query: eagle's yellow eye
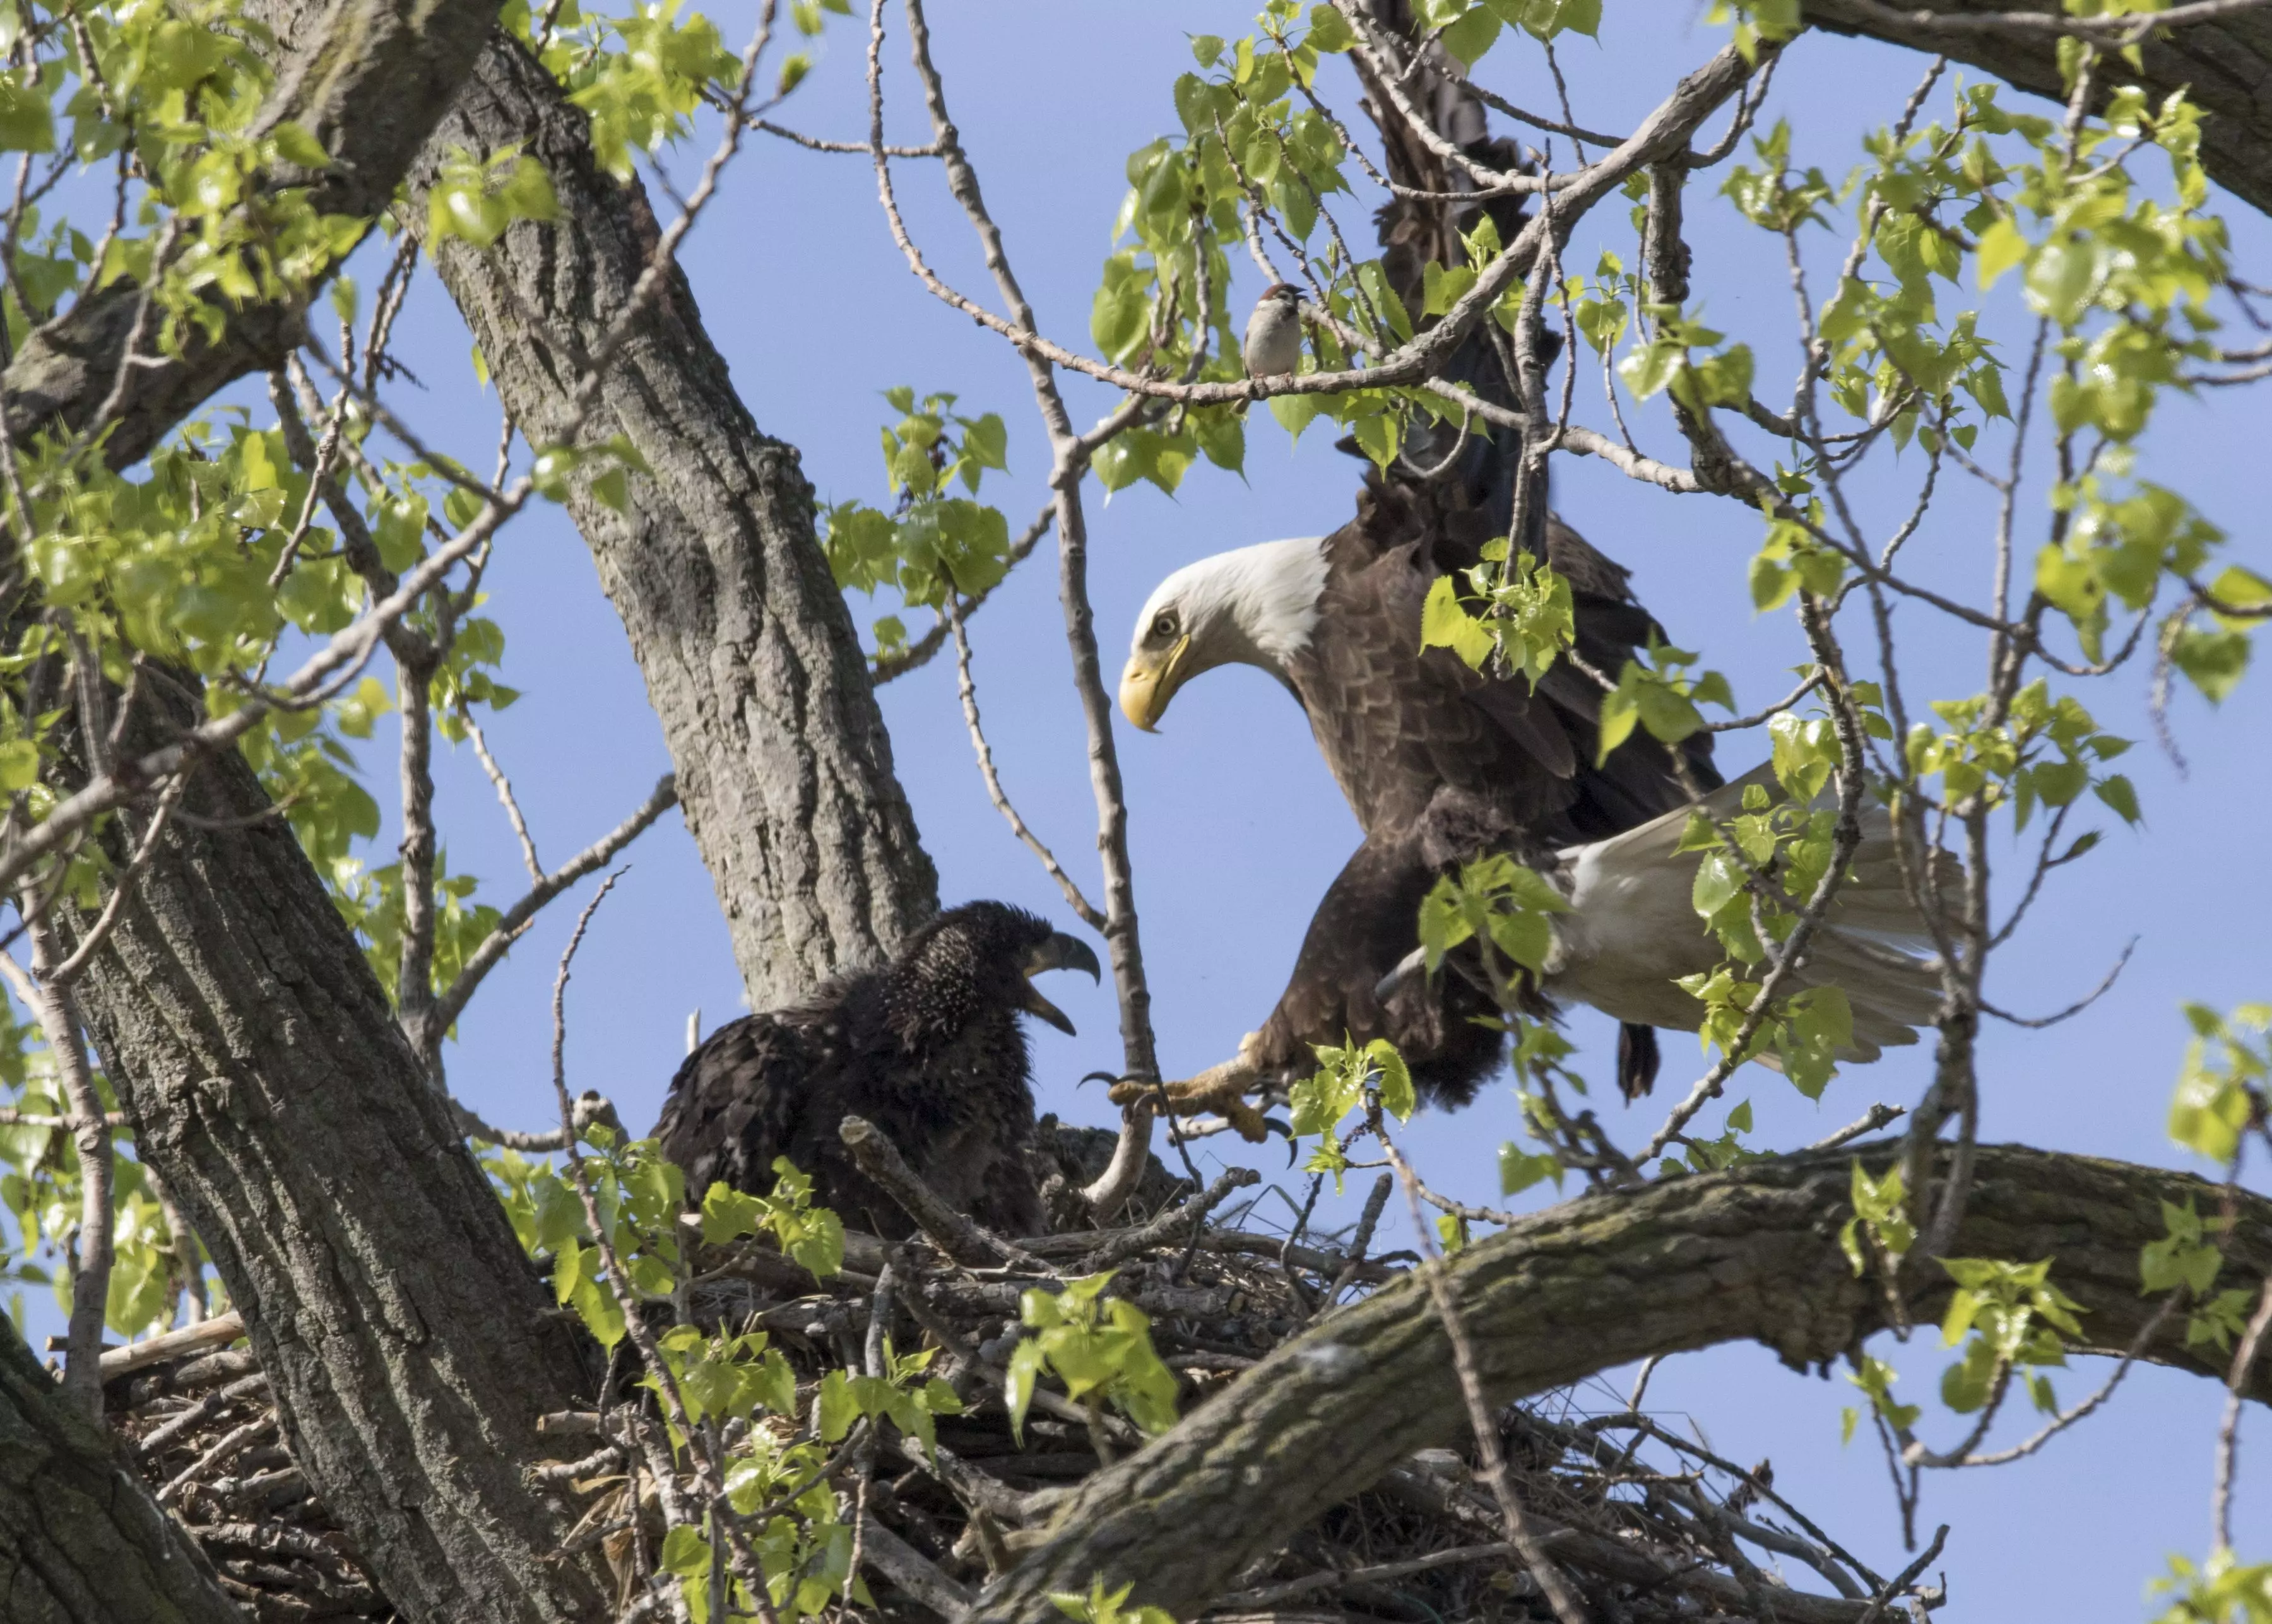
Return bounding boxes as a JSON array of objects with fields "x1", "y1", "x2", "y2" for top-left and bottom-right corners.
[{"x1": 1151, "y1": 613, "x2": 1177, "y2": 642}]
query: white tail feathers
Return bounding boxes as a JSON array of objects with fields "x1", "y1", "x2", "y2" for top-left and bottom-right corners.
[{"x1": 1543, "y1": 765, "x2": 1959, "y2": 1064}]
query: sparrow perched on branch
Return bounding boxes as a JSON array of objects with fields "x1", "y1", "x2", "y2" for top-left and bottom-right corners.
[{"x1": 1242, "y1": 283, "x2": 1304, "y2": 379}]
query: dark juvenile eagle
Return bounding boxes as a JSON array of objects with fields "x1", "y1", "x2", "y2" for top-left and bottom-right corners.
[
  {"x1": 652, "y1": 902, "x2": 1099, "y2": 1238},
  {"x1": 1120, "y1": 475, "x2": 1718, "y2": 1110}
]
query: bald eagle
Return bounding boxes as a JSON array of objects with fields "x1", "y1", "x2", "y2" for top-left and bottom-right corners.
[
  {"x1": 1120, "y1": 480, "x2": 1956, "y2": 1118},
  {"x1": 1121, "y1": 474, "x2": 1718, "y2": 1108},
  {"x1": 652, "y1": 902, "x2": 1100, "y2": 1239}
]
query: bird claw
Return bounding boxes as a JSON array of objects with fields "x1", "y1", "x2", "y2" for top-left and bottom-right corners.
[{"x1": 1107, "y1": 1055, "x2": 1269, "y2": 1143}]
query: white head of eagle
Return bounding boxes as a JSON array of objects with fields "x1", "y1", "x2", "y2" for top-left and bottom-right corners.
[{"x1": 1119, "y1": 537, "x2": 1328, "y2": 730}]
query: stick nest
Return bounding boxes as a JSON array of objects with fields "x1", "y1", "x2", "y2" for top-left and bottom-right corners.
[{"x1": 100, "y1": 1121, "x2": 1923, "y2": 1623}]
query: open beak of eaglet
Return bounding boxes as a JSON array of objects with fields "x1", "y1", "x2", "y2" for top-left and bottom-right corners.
[
  {"x1": 1020, "y1": 932, "x2": 1102, "y2": 1036},
  {"x1": 1118, "y1": 632, "x2": 1192, "y2": 733}
]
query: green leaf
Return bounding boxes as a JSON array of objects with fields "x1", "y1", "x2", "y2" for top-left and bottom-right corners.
[
  {"x1": 701, "y1": 1183, "x2": 764, "y2": 1245},
  {"x1": 0, "y1": 739, "x2": 40, "y2": 791},
  {"x1": 1269, "y1": 390, "x2": 1323, "y2": 441},
  {"x1": 269, "y1": 121, "x2": 331, "y2": 169},
  {"x1": 1976, "y1": 216, "x2": 2027, "y2": 290},
  {"x1": 1691, "y1": 849, "x2": 1742, "y2": 921},
  {"x1": 1306, "y1": 4, "x2": 1354, "y2": 50},
  {"x1": 2093, "y1": 774, "x2": 2141, "y2": 825},
  {"x1": 1369, "y1": 1039, "x2": 1415, "y2": 1122},
  {"x1": 1439, "y1": 6, "x2": 1501, "y2": 65},
  {"x1": 1419, "y1": 576, "x2": 1494, "y2": 669},
  {"x1": 0, "y1": 79, "x2": 53, "y2": 154},
  {"x1": 659, "y1": 1525, "x2": 711, "y2": 1579}
]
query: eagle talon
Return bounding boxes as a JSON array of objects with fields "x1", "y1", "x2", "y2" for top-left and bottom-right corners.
[{"x1": 1106, "y1": 1056, "x2": 1269, "y2": 1142}]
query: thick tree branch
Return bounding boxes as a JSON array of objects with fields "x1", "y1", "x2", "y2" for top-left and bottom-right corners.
[
  {"x1": 2, "y1": 0, "x2": 506, "y2": 474},
  {"x1": 401, "y1": 29, "x2": 938, "y2": 1008},
  {"x1": 972, "y1": 1143, "x2": 2272, "y2": 1623},
  {"x1": 0, "y1": 1315, "x2": 245, "y2": 1623},
  {"x1": 67, "y1": 680, "x2": 612, "y2": 1624},
  {"x1": 1804, "y1": 0, "x2": 2272, "y2": 217}
]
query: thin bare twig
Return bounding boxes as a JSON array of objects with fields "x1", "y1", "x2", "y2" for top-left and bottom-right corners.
[
  {"x1": 1388, "y1": 1141, "x2": 1590, "y2": 1624},
  {"x1": 422, "y1": 775, "x2": 679, "y2": 1062},
  {"x1": 945, "y1": 594, "x2": 1101, "y2": 929},
  {"x1": 2213, "y1": 1278, "x2": 2272, "y2": 1551}
]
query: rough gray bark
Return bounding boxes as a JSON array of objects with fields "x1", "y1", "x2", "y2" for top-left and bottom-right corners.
[
  {"x1": 0, "y1": 1314, "x2": 245, "y2": 1624},
  {"x1": 971, "y1": 1142, "x2": 2272, "y2": 1624},
  {"x1": 388, "y1": 30, "x2": 938, "y2": 1009},
  {"x1": 1804, "y1": 2, "x2": 2272, "y2": 218},
  {"x1": 0, "y1": 0, "x2": 506, "y2": 472},
  {"x1": 67, "y1": 694, "x2": 611, "y2": 1624}
]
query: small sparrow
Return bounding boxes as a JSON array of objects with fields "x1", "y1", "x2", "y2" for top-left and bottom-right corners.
[{"x1": 1241, "y1": 283, "x2": 1304, "y2": 379}]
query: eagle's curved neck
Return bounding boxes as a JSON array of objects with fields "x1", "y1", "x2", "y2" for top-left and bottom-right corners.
[{"x1": 1190, "y1": 536, "x2": 1329, "y2": 683}]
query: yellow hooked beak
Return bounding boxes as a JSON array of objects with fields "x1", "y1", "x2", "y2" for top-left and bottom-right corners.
[{"x1": 1118, "y1": 633, "x2": 1192, "y2": 733}]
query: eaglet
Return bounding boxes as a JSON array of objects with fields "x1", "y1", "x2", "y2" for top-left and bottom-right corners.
[{"x1": 652, "y1": 902, "x2": 1100, "y2": 1239}]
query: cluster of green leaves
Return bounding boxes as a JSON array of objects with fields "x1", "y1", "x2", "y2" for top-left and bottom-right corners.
[
  {"x1": 2, "y1": 394, "x2": 526, "y2": 988},
  {"x1": 1616, "y1": 305, "x2": 1758, "y2": 424},
  {"x1": 1409, "y1": 854, "x2": 1591, "y2": 1191},
  {"x1": 1288, "y1": 1035, "x2": 1413, "y2": 1190},
  {"x1": 1837, "y1": 1163, "x2": 2085, "y2": 1442},
  {"x1": 2153, "y1": 1549, "x2": 2272, "y2": 1624},
  {"x1": 2142, "y1": 1199, "x2": 2260, "y2": 1355},
  {"x1": 1100, "y1": 2, "x2": 1574, "y2": 485},
  {"x1": 1048, "y1": 1577, "x2": 1178, "y2": 1624},
  {"x1": 490, "y1": 1141, "x2": 922, "y2": 1620},
  {"x1": 1385, "y1": 0, "x2": 1599, "y2": 72},
  {"x1": 1007, "y1": 1269, "x2": 1180, "y2": 1441},
  {"x1": 1089, "y1": 9, "x2": 1312, "y2": 489},
  {"x1": 0, "y1": 1007, "x2": 213, "y2": 1339},
  {"x1": 1672, "y1": 1098, "x2": 1761, "y2": 1175},
  {"x1": 424, "y1": 144, "x2": 559, "y2": 252},
  {"x1": 1673, "y1": 766, "x2": 1854, "y2": 1097},
  {"x1": 62, "y1": 2, "x2": 367, "y2": 349},
  {"x1": 1905, "y1": 678, "x2": 2136, "y2": 828},
  {"x1": 1747, "y1": 502, "x2": 1850, "y2": 613},
  {"x1": 1934, "y1": 1256, "x2": 2082, "y2": 1417},
  {"x1": 1596, "y1": 639, "x2": 1734, "y2": 769},
  {"x1": 2168, "y1": 1001, "x2": 2268, "y2": 1168},
  {"x1": 822, "y1": 389, "x2": 1012, "y2": 662},
  {"x1": 1419, "y1": 540, "x2": 1575, "y2": 688},
  {"x1": 510, "y1": 0, "x2": 760, "y2": 181},
  {"x1": 651, "y1": 1326, "x2": 962, "y2": 1622},
  {"x1": 1417, "y1": 851, "x2": 1569, "y2": 984},
  {"x1": 1743, "y1": 62, "x2": 2258, "y2": 711},
  {"x1": 1260, "y1": 214, "x2": 1520, "y2": 471},
  {"x1": 1837, "y1": 1158, "x2": 1915, "y2": 1280}
]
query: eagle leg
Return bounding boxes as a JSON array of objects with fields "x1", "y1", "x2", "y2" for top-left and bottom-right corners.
[{"x1": 1107, "y1": 1047, "x2": 1269, "y2": 1143}]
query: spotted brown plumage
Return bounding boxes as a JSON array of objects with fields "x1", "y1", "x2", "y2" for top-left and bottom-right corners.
[{"x1": 651, "y1": 902, "x2": 1099, "y2": 1237}]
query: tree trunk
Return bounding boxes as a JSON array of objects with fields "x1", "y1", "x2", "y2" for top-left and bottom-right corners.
[
  {"x1": 0, "y1": 0, "x2": 506, "y2": 472},
  {"x1": 68, "y1": 697, "x2": 611, "y2": 1624},
  {"x1": 0, "y1": 1315, "x2": 245, "y2": 1624},
  {"x1": 1804, "y1": 2, "x2": 2272, "y2": 218},
  {"x1": 396, "y1": 30, "x2": 938, "y2": 1009},
  {"x1": 971, "y1": 1141, "x2": 2272, "y2": 1624}
]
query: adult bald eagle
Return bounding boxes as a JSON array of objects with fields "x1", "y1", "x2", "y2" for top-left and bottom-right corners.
[
  {"x1": 1120, "y1": 473, "x2": 1718, "y2": 1109},
  {"x1": 653, "y1": 902, "x2": 1100, "y2": 1239}
]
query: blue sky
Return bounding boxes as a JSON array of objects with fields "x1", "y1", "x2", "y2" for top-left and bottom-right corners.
[{"x1": 56, "y1": 3, "x2": 2272, "y2": 1613}]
